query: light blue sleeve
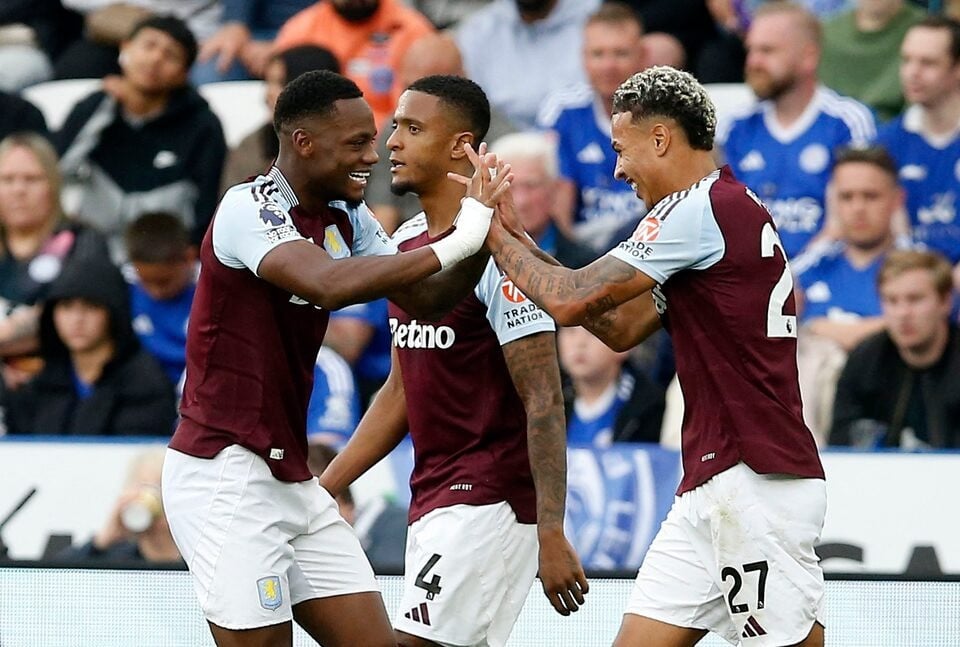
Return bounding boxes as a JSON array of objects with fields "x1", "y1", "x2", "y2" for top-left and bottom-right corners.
[
  {"x1": 212, "y1": 186, "x2": 304, "y2": 275},
  {"x1": 344, "y1": 202, "x2": 398, "y2": 257},
  {"x1": 474, "y1": 258, "x2": 555, "y2": 345},
  {"x1": 606, "y1": 190, "x2": 725, "y2": 283}
]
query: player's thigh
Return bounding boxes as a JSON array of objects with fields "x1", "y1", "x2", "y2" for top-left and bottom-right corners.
[
  {"x1": 395, "y1": 502, "x2": 538, "y2": 647},
  {"x1": 207, "y1": 619, "x2": 293, "y2": 647},
  {"x1": 709, "y1": 464, "x2": 827, "y2": 646},
  {"x1": 623, "y1": 502, "x2": 730, "y2": 641},
  {"x1": 612, "y1": 614, "x2": 707, "y2": 647},
  {"x1": 162, "y1": 446, "x2": 303, "y2": 630},
  {"x1": 285, "y1": 479, "x2": 386, "y2": 640},
  {"x1": 292, "y1": 591, "x2": 395, "y2": 647}
]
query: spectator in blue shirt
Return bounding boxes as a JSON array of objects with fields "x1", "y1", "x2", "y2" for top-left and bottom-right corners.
[
  {"x1": 878, "y1": 16, "x2": 960, "y2": 265},
  {"x1": 717, "y1": 1, "x2": 875, "y2": 259},
  {"x1": 558, "y1": 325, "x2": 664, "y2": 447},
  {"x1": 536, "y1": 2, "x2": 649, "y2": 250},
  {"x1": 123, "y1": 212, "x2": 197, "y2": 388}
]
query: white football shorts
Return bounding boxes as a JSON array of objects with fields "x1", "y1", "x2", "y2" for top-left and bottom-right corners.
[
  {"x1": 161, "y1": 445, "x2": 379, "y2": 629},
  {"x1": 394, "y1": 501, "x2": 538, "y2": 647},
  {"x1": 625, "y1": 462, "x2": 827, "y2": 646}
]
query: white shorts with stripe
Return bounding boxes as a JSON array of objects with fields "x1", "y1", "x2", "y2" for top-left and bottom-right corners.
[
  {"x1": 395, "y1": 501, "x2": 538, "y2": 647},
  {"x1": 625, "y1": 462, "x2": 827, "y2": 645},
  {"x1": 161, "y1": 445, "x2": 379, "y2": 630}
]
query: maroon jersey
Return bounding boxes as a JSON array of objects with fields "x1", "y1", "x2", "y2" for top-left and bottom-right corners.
[
  {"x1": 171, "y1": 168, "x2": 395, "y2": 481},
  {"x1": 391, "y1": 216, "x2": 555, "y2": 524},
  {"x1": 609, "y1": 167, "x2": 824, "y2": 493}
]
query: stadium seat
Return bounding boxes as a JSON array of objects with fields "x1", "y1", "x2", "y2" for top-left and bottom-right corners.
[
  {"x1": 198, "y1": 80, "x2": 268, "y2": 148},
  {"x1": 22, "y1": 78, "x2": 102, "y2": 131},
  {"x1": 703, "y1": 82, "x2": 757, "y2": 131}
]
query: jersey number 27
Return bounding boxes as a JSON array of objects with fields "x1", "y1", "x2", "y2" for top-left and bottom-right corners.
[{"x1": 760, "y1": 222, "x2": 796, "y2": 338}]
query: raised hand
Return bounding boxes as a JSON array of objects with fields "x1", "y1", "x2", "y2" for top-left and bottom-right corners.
[{"x1": 447, "y1": 142, "x2": 514, "y2": 208}]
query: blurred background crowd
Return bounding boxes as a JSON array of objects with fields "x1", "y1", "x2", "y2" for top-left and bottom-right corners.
[{"x1": 1, "y1": 0, "x2": 960, "y2": 568}]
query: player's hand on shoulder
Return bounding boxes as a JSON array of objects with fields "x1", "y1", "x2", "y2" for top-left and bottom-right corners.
[{"x1": 537, "y1": 526, "x2": 589, "y2": 616}]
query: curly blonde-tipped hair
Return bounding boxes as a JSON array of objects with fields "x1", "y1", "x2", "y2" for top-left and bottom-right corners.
[{"x1": 612, "y1": 66, "x2": 717, "y2": 151}]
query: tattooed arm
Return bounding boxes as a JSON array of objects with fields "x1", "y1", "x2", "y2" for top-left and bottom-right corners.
[
  {"x1": 488, "y1": 218, "x2": 659, "y2": 348},
  {"x1": 502, "y1": 331, "x2": 588, "y2": 616}
]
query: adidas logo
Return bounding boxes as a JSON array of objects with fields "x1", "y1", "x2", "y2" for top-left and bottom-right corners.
[
  {"x1": 404, "y1": 602, "x2": 431, "y2": 626},
  {"x1": 741, "y1": 615, "x2": 767, "y2": 639},
  {"x1": 739, "y1": 150, "x2": 765, "y2": 172},
  {"x1": 576, "y1": 142, "x2": 605, "y2": 164}
]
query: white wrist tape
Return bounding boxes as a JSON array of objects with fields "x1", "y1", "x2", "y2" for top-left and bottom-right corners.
[{"x1": 429, "y1": 197, "x2": 494, "y2": 269}]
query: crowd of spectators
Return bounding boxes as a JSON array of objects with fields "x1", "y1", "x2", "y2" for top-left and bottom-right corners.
[{"x1": 2, "y1": 0, "x2": 960, "y2": 561}]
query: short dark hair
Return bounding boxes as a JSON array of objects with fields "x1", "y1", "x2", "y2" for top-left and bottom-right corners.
[
  {"x1": 833, "y1": 145, "x2": 899, "y2": 183},
  {"x1": 406, "y1": 75, "x2": 491, "y2": 141},
  {"x1": 613, "y1": 66, "x2": 716, "y2": 150},
  {"x1": 125, "y1": 212, "x2": 191, "y2": 263},
  {"x1": 273, "y1": 70, "x2": 363, "y2": 135},
  {"x1": 275, "y1": 45, "x2": 341, "y2": 82},
  {"x1": 911, "y1": 15, "x2": 960, "y2": 64},
  {"x1": 129, "y1": 15, "x2": 198, "y2": 68}
]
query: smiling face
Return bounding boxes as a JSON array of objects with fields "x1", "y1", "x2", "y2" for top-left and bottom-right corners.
[
  {"x1": 386, "y1": 90, "x2": 465, "y2": 197},
  {"x1": 119, "y1": 27, "x2": 189, "y2": 94},
  {"x1": 0, "y1": 145, "x2": 55, "y2": 233},
  {"x1": 611, "y1": 111, "x2": 659, "y2": 208},
  {"x1": 303, "y1": 97, "x2": 378, "y2": 203}
]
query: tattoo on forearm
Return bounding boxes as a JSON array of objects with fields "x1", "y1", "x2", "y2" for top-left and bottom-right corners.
[{"x1": 503, "y1": 332, "x2": 567, "y2": 527}]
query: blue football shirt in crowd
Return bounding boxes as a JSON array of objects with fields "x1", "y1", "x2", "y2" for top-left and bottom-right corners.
[
  {"x1": 718, "y1": 86, "x2": 875, "y2": 258},
  {"x1": 878, "y1": 106, "x2": 960, "y2": 263},
  {"x1": 130, "y1": 281, "x2": 195, "y2": 385},
  {"x1": 794, "y1": 242, "x2": 886, "y2": 322}
]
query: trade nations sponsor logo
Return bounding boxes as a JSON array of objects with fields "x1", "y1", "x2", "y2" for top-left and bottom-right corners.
[
  {"x1": 616, "y1": 239, "x2": 654, "y2": 261},
  {"x1": 631, "y1": 215, "x2": 661, "y2": 243},
  {"x1": 500, "y1": 277, "x2": 527, "y2": 303},
  {"x1": 390, "y1": 318, "x2": 456, "y2": 349},
  {"x1": 257, "y1": 576, "x2": 282, "y2": 611}
]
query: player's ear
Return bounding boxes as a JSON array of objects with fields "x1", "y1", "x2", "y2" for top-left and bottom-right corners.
[
  {"x1": 652, "y1": 123, "x2": 670, "y2": 157},
  {"x1": 450, "y1": 132, "x2": 474, "y2": 160},
  {"x1": 291, "y1": 128, "x2": 314, "y2": 157}
]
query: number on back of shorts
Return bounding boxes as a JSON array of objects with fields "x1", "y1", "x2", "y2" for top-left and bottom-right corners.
[
  {"x1": 760, "y1": 222, "x2": 797, "y2": 338},
  {"x1": 415, "y1": 553, "x2": 443, "y2": 600}
]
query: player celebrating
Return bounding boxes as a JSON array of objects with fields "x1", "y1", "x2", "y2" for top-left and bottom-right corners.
[
  {"x1": 484, "y1": 66, "x2": 827, "y2": 647},
  {"x1": 320, "y1": 75, "x2": 588, "y2": 647},
  {"x1": 161, "y1": 70, "x2": 511, "y2": 647}
]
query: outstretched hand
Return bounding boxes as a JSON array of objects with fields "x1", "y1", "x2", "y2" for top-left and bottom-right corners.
[
  {"x1": 538, "y1": 528, "x2": 589, "y2": 616},
  {"x1": 447, "y1": 142, "x2": 514, "y2": 209}
]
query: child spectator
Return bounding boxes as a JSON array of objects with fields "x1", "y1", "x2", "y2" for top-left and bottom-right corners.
[
  {"x1": 124, "y1": 212, "x2": 197, "y2": 387},
  {"x1": 3, "y1": 256, "x2": 176, "y2": 436}
]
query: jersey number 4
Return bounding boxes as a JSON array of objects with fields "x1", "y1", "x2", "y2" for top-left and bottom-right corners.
[{"x1": 761, "y1": 222, "x2": 797, "y2": 338}]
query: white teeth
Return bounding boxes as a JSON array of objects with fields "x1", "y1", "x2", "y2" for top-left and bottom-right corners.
[{"x1": 348, "y1": 171, "x2": 370, "y2": 184}]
